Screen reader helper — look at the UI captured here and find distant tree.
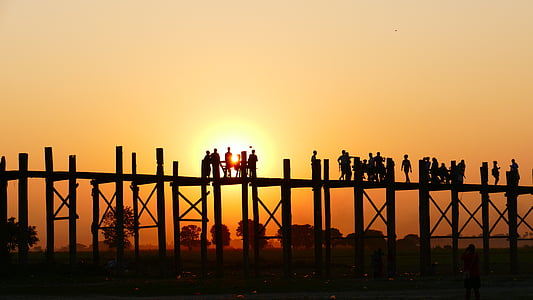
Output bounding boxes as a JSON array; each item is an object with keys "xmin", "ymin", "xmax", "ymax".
[
  {"xmin": 364, "ymin": 229, "xmax": 387, "ymax": 250},
  {"xmin": 343, "ymin": 229, "xmax": 386, "ymax": 250},
  {"xmin": 278, "ymin": 224, "xmax": 314, "ymax": 249},
  {"xmin": 101, "ymin": 206, "xmax": 135, "ymax": 249},
  {"xmin": 397, "ymin": 234, "xmax": 419, "ymax": 251},
  {"xmin": 236, "ymin": 219, "xmax": 268, "ymax": 249},
  {"xmin": 322, "ymin": 227, "xmax": 343, "ymax": 248},
  {"xmin": 3, "ymin": 217, "xmax": 39, "ymax": 253},
  {"xmin": 181, "ymin": 225, "xmax": 201, "ymax": 251},
  {"xmin": 210, "ymin": 224, "xmax": 231, "ymax": 247}
]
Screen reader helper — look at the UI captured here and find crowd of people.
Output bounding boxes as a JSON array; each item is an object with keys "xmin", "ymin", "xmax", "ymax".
[
  {"xmin": 317, "ymin": 150, "xmax": 522, "ymax": 185},
  {"xmin": 202, "ymin": 147, "xmax": 258, "ymax": 178}
]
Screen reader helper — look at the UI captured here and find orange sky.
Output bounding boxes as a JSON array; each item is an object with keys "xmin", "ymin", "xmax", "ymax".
[{"xmin": 1, "ymin": 1, "xmax": 533, "ymax": 248}]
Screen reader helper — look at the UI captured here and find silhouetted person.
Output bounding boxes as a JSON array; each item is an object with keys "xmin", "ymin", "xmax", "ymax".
[
  {"xmin": 234, "ymin": 154, "xmax": 241, "ymax": 177},
  {"xmin": 375, "ymin": 152, "xmax": 385, "ymax": 182},
  {"xmin": 510, "ymin": 158, "xmax": 519, "ymax": 185},
  {"xmin": 430, "ymin": 157, "xmax": 440, "ymax": 183},
  {"xmin": 210, "ymin": 148, "xmax": 221, "ymax": 177},
  {"xmin": 401, "ymin": 154, "xmax": 412, "ymax": 183},
  {"xmin": 457, "ymin": 159, "xmax": 466, "ymax": 183},
  {"xmin": 492, "ymin": 161, "xmax": 500, "ymax": 185},
  {"xmin": 224, "ymin": 147, "xmax": 233, "ymax": 177},
  {"xmin": 367, "ymin": 153, "xmax": 376, "ymax": 182},
  {"xmin": 248, "ymin": 149, "xmax": 258, "ymax": 178},
  {"xmin": 439, "ymin": 163, "xmax": 450, "ymax": 184},
  {"xmin": 202, "ymin": 150, "xmax": 211, "ymax": 178},
  {"xmin": 337, "ymin": 150, "xmax": 348, "ymax": 180},
  {"xmin": 461, "ymin": 244, "xmax": 480, "ymax": 300},
  {"xmin": 361, "ymin": 159, "xmax": 368, "ymax": 180},
  {"xmin": 311, "ymin": 150, "xmax": 318, "ymax": 165},
  {"xmin": 371, "ymin": 248, "xmax": 384, "ymax": 278}
]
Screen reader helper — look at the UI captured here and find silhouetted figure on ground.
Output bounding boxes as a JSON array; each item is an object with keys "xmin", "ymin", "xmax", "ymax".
[
  {"xmin": 224, "ymin": 147, "xmax": 233, "ymax": 177},
  {"xmin": 210, "ymin": 148, "xmax": 221, "ymax": 177},
  {"xmin": 311, "ymin": 150, "xmax": 318, "ymax": 165},
  {"xmin": 439, "ymin": 163, "xmax": 450, "ymax": 184},
  {"xmin": 202, "ymin": 150, "xmax": 211, "ymax": 178},
  {"xmin": 401, "ymin": 154, "xmax": 412, "ymax": 183},
  {"xmin": 234, "ymin": 154, "xmax": 241, "ymax": 177},
  {"xmin": 492, "ymin": 161, "xmax": 500, "ymax": 185},
  {"xmin": 371, "ymin": 248, "xmax": 384, "ymax": 278},
  {"xmin": 430, "ymin": 157, "xmax": 440, "ymax": 183},
  {"xmin": 510, "ymin": 159, "xmax": 520, "ymax": 185},
  {"xmin": 375, "ymin": 152, "xmax": 385, "ymax": 182},
  {"xmin": 461, "ymin": 244, "xmax": 480, "ymax": 300},
  {"xmin": 457, "ymin": 160, "xmax": 466, "ymax": 183},
  {"xmin": 421, "ymin": 157, "xmax": 431, "ymax": 183},
  {"xmin": 248, "ymin": 149, "xmax": 258, "ymax": 178}
]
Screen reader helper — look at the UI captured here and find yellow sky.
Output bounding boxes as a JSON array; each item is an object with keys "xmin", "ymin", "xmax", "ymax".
[{"xmin": 1, "ymin": 1, "xmax": 533, "ymax": 248}]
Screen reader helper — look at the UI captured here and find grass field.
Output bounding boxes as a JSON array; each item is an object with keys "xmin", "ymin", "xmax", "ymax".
[{"xmin": 2, "ymin": 247, "xmax": 533, "ymax": 299}]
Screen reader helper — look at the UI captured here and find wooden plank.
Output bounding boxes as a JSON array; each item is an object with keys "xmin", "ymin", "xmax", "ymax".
[
  {"xmin": 91, "ymin": 181, "xmax": 100, "ymax": 266},
  {"xmin": 115, "ymin": 146, "xmax": 124, "ymax": 270},
  {"xmin": 418, "ymin": 159, "xmax": 431, "ymax": 276},
  {"xmin": 68, "ymin": 155, "xmax": 77, "ymax": 267},
  {"xmin": 18, "ymin": 153, "xmax": 29, "ymax": 265},
  {"xmin": 385, "ymin": 158, "xmax": 396, "ymax": 278},
  {"xmin": 156, "ymin": 148, "xmax": 167, "ymax": 274},
  {"xmin": 172, "ymin": 161, "xmax": 181, "ymax": 274},
  {"xmin": 45, "ymin": 147, "xmax": 55, "ymax": 264},
  {"xmin": 353, "ymin": 157, "xmax": 364, "ymax": 277},
  {"xmin": 281, "ymin": 159, "xmax": 292, "ymax": 278},
  {"xmin": 0, "ymin": 157, "xmax": 8, "ymax": 267},
  {"xmin": 480, "ymin": 162, "xmax": 490, "ymax": 275},
  {"xmin": 450, "ymin": 161, "xmax": 459, "ymax": 275},
  {"xmin": 312, "ymin": 159, "xmax": 322, "ymax": 277},
  {"xmin": 323, "ymin": 159, "xmax": 331, "ymax": 278},
  {"xmin": 240, "ymin": 151, "xmax": 250, "ymax": 277}
]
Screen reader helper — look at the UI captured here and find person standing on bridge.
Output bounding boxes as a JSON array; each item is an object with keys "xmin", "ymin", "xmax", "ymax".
[
  {"xmin": 401, "ymin": 154, "xmax": 412, "ymax": 183},
  {"xmin": 202, "ymin": 150, "xmax": 211, "ymax": 178},
  {"xmin": 210, "ymin": 148, "xmax": 221, "ymax": 177},
  {"xmin": 311, "ymin": 150, "xmax": 318, "ymax": 165},
  {"xmin": 224, "ymin": 147, "xmax": 233, "ymax": 177},
  {"xmin": 510, "ymin": 159, "xmax": 520, "ymax": 185},
  {"xmin": 248, "ymin": 149, "xmax": 258, "ymax": 178},
  {"xmin": 492, "ymin": 161, "xmax": 500, "ymax": 185}
]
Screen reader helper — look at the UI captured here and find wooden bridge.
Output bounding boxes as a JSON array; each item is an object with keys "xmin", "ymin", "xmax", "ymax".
[{"xmin": 1, "ymin": 146, "xmax": 532, "ymax": 278}]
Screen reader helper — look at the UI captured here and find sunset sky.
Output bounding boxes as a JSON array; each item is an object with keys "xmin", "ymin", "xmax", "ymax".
[{"xmin": 1, "ymin": 1, "xmax": 533, "ymax": 248}]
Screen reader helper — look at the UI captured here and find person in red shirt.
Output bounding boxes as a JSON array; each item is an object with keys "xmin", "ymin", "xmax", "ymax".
[{"xmin": 461, "ymin": 244, "xmax": 480, "ymax": 300}]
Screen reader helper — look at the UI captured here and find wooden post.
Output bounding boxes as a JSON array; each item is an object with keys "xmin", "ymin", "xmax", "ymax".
[
  {"xmin": 115, "ymin": 147, "xmax": 124, "ymax": 270},
  {"xmin": 252, "ymin": 170, "xmax": 260, "ymax": 277},
  {"xmin": 45, "ymin": 147, "xmax": 55, "ymax": 264},
  {"xmin": 0, "ymin": 157, "xmax": 8, "ymax": 268},
  {"xmin": 68, "ymin": 155, "xmax": 77, "ymax": 267},
  {"xmin": 480, "ymin": 162, "xmax": 490, "ymax": 275},
  {"xmin": 353, "ymin": 157, "xmax": 364, "ymax": 277},
  {"xmin": 506, "ymin": 171, "xmax": 518, "ymax": 274},
  {"xmin": 281, "ymin": 159, "xmax": 292, "ymax": 278},
  {"xmin": 323, "ymin": 159, "xmax": 331, "ymax": 278},
  {"xmin": 418, "ymin": 159, "xmax": 431, "ymax": 276},
  {"xmin": 131, "ymin": 153, "xmax": 140, "ymax": 266},
  {"xmin": 212, "ymin": 150, "xmax": 223, "ymax": 277},
  {"xmin": 240, "ymin": 151, "xmax": 250, "ymax": 277},
  {"xmin": 91, "ymin": 180, "xmax": 100, "ymax": 266},
  {"xmin": 18, "ymin": 153, "xmax": 29, "ymax": 265},
  {"xmin": 450, "ymin": 160, "xmax": 459, "ymax": 274},
  {"xmin": 200, "ymin": 159, "xmax": 209, "ymax": 277},
  {"xmin": 312, "ymin": 159, "xmax": 323, "ymax": 276},
  {"xmin": 385, "ymin": 158, "xmax": 396, "ymax": 277},
  {"xmin": 156, "ymin": 148, "xmax": 167, "ymax": 274},
  {"xmin": 172, "ymin": 161, "xmax": 181, "ymax": 274}
]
